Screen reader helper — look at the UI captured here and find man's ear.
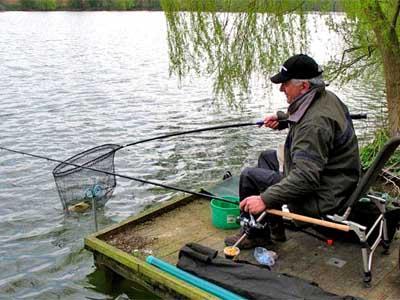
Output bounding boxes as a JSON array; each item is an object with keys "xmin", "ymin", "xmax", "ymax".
[{"xmin": 303, "ymin": 81, "xmax": 311, "ymax": 91}]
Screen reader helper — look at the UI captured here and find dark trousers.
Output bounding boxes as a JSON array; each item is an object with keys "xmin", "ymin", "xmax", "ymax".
[
  {"xmin": 239, "ymin": 149, "xmax": 283, "ymax": 237},
  {"xmin": 239, "ymin": 149, "xmax": 282, "ymax": 201}
]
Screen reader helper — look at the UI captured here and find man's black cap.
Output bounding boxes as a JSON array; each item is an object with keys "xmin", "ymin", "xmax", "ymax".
[{"xmin": 270, "ymin": 54, "xmax": 323, "ymax": 84}]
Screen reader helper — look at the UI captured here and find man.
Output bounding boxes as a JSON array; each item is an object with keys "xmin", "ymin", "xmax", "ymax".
[{"xmin": 225, "ymin": 54, "xmax": 361, "ymax": 249}]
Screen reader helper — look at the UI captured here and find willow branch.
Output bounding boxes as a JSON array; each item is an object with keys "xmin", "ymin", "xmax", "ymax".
[
  {"xmin": 343, "ymin": 32, "xmax": 377, "ymax": 69},
  {"xmin": 339, "ymin": 46, "xmax": 363, "ymax": 64},
  {"xmin": 392, "ymin": 0, "xmax": 400, "ymax": 29},
  {"xmin": 328, "ymin": 45, "xmax": 376, "ymax": 81}
]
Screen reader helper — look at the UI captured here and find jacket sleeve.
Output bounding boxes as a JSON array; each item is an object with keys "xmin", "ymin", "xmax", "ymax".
[
  {"xmin": 276, "ymin": 111, "xmax": 289, "ymax": 130},
  {"xmin": 261, "ymin": 119, "xmax": 334, "ymax": 207}
]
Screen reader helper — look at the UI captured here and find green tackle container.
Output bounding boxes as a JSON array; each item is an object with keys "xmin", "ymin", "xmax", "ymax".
[{"xmin": 210, "ymin": 195, "xmax": 240, "ymax": 229}]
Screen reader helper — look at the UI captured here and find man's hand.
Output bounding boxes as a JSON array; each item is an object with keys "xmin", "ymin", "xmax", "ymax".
[
  {"xmin": 263, "ymin": 113, "xmax": 279, "ymax": 129},
  {"xmin": 240, "ymin": 195, "xmax": 267, "ymax": 215}
]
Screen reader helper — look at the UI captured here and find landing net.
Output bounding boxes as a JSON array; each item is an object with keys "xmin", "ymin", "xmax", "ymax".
[{"xmin": 52, "ymin": 144, "xmax": 120, "ymax": 210}]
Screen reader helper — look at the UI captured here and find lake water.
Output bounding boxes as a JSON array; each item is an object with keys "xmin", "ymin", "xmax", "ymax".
[{"xmin": 0, "ymin": 11, "xmax": 386, "ymax": 299}]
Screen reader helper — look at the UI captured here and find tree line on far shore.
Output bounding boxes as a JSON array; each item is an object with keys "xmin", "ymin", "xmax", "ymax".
[
  {"xmin": 0, "ymin": 0, "xmax": 162, "ymax": 10},
  {"xmin": 1, "ymin": 0, "xmax": 343, "ymax": 12}
]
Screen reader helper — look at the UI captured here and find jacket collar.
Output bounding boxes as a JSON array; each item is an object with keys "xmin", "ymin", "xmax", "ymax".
[{"xmin": 287, "ymin": 86, "xmax": 325, "ymax": 123}]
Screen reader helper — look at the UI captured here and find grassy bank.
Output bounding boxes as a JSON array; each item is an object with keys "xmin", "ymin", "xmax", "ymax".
[{"xmin": 360, "ymin": 128, "xmax": 400, "ymax": 195}]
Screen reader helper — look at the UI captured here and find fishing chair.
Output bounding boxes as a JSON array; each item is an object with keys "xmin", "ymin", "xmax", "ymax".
[
  {"xmin": 325, "ymin": 136, "xmax": 400, "ymax": 285},
  {"xmin": 267, "ymin": 137, "xmax": 400, "ymax": 286}
]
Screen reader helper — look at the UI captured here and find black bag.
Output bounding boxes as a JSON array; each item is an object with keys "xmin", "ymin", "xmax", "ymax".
[{"xmin": 177, "ymin": 243, "xmax": 362, "ymax": 300}]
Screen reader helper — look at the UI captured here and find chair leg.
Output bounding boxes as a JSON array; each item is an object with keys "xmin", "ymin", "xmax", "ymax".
[
  {"xmin": 370, "ymin": 195, "xmax": 391, "ymax": 254},
  {"xmin": 382, "ymin": 217, "xmax": 390, "ymax": 254},
  {"xmin": 360, "ymin": 214, "xmax": 387, "ymax": 287},
  {"xmin": 361, "ymin": 244, "xmax": 372, "ymax": 287}
]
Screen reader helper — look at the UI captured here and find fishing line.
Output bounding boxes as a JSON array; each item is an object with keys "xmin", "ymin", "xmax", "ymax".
[{"xmin": 0, "ymin": 146, "xmax": 238, "ymax": 205}]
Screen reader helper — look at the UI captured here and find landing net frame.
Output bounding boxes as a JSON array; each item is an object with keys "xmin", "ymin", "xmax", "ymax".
[{"xmin": 52, "ymin": 144, "xmax": 120, "ymax": 212}]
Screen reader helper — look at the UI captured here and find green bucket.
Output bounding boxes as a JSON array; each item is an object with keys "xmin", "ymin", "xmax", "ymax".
[{"xmin": 210, "ymin": 195, "xmax": 240, "ymax": 229}]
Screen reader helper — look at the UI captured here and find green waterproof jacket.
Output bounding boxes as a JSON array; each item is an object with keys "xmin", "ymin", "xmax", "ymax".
[{"xmin": 261, "ymin": 87, "xmax": 361, "ymax": 217}]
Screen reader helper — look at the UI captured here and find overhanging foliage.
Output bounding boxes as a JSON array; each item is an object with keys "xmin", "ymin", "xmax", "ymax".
[{"xmin": 161, "ymin": 0, "xmax": 400, "ymax": 136}]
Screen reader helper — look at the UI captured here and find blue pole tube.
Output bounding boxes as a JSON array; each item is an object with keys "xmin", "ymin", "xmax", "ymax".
[{"xmin": 146, "ymin": 256, "xmax": 245, "ymax": 300}]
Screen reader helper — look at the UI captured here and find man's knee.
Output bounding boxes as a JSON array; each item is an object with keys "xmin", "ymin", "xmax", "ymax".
[
  {"xmin": 259, "ymin": 149, "xmax": 276, "ymax": 161},
  {"xmin": 240, "ymin": 167, "xmax": 257, "ymax": 181},
  {"xmin": 258, "ymin": 149, "xmax": 279, "ymax": 171},
  {"xmin": 240, "ymin": 168, "xmax": 253, "ymax": 190},
  {"xmin": 240, "ymin": 166, "xmax": 281, "ymax": 189}
]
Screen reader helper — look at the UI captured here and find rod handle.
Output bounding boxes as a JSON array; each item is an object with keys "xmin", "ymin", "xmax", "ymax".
[
  {"xmin": 255, "ymin": 120, "xmax": 264, "ymax": 126},
  {"xmin": 266, "ymin": 209, "xmax": 350, "ymax": 232},
  {"xmin": 256, "ymin": 113, "xmax": 366, "ymax": 127},
  {"xmin": 350, "ymin": 113, "xmax": 367, "ymax": 120}
]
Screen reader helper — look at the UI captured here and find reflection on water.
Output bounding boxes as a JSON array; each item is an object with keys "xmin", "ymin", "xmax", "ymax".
[{"xmin": 0, "ymin": 11, "xmax": 386, "ymax": 299}]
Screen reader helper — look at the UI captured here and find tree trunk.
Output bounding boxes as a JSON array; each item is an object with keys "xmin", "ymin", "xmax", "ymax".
[
  {"xmin": 365, "ymin": 1, "xmax": 400, "ymax": 136},
  {"xmin": 380, "ymin": 45, "xmax": 400, "ymax": 137}
]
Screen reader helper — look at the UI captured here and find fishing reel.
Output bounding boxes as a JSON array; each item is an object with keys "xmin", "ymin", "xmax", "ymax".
[{"xmin": 237, "ymin": 213, "xmax": 266, "ymax": 237}]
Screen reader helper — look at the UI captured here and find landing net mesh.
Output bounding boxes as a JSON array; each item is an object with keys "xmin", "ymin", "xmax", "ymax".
[{"xmin": 52, "ymin": 144, "xmax": 120, "ymax": 210}]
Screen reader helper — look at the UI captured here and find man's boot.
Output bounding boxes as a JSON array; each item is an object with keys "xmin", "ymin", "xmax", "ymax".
[{"xmin": 270, "ymin": 221, "xmax": 287, "ymax": 242}]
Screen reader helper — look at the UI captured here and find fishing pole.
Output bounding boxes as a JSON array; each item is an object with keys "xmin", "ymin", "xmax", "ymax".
[
  {"xmin": 118, "ymin": 121, "xmax": 264, "ymax": 149},
  {"xmin": 117, "ymin": 113, "xmax": 367, "ymax": 150},
  {"xmin": 0, "ymin": 146, "xmax": 238, "ymax": 205}
]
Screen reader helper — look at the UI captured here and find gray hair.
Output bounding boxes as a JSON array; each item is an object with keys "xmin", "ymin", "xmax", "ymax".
[{"xmin": 290, "ymin": 75, "xmax": 325, "ymax": 88}]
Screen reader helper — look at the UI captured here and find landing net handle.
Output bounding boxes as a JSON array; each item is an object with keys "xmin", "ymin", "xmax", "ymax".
[{"xmin": 52, "ymin": 144, "xmax": 120, "ymax": 211}]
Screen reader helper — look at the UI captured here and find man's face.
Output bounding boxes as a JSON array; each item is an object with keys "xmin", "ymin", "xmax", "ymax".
[{"xmin": 279, "ymin": 80, "xmax": 308, "ymax": 104}]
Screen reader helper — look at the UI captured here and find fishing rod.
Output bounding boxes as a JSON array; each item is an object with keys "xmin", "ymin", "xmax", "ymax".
[
  {"xmin": 117, "ymin": 113, "xmax": 367, "ymax": 150},
  {"xmin": 118, "ymin": 121, "xmax": 264, "ymax": 150},
  {"xmin": 0, "ymin": 146, "xmax": 238, "ymax": 205}
]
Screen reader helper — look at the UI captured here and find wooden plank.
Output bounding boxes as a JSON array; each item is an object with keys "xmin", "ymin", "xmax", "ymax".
[
  {"xmin": 100, "ymin": 198, "xmax": 218, "ymax": 258},
  {"xmin": 85, "ymin": 235, "xmax": 219, "ymax": 299},
  {"xmin": 268, "ymin": 231, "xmax": 400, "ymax": 299},
  {"xmin": 85, "ymin": 192, "xmax": 400, "ymax": 300},
  {"xmin": 87, "ymin": 194, "xmax": 199, "ymax": 240}
]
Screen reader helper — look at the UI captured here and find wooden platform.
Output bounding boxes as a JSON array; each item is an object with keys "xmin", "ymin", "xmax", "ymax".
[{"xmin": 85, "ymin": 195, "xmax": 400, "ymax": 299}]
